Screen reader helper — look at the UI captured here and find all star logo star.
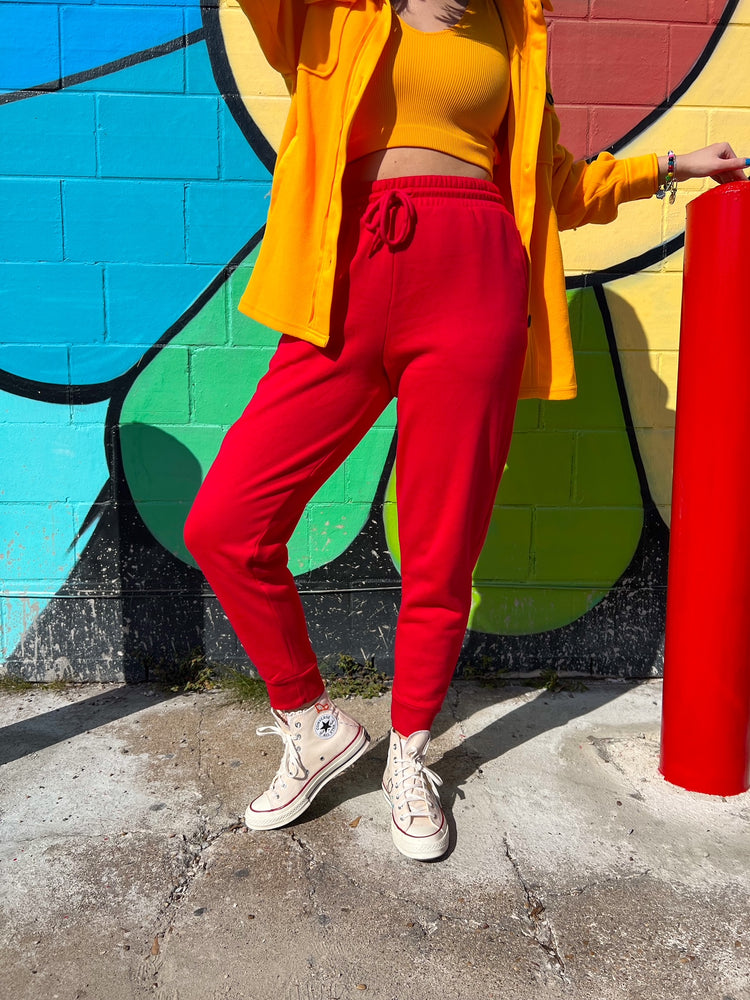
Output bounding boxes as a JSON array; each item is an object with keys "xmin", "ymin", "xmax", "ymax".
[{"xmin": 314, "ymin": 712, "xmax": 338, "ymax": 739}]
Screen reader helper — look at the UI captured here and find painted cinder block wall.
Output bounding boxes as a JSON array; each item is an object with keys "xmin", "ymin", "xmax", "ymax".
[{"xmin": 1, "ymin": 0, "xmax": 749, "ymax": 681}]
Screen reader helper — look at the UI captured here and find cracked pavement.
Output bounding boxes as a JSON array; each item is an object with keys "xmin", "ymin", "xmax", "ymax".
[{"xmin": 1, "ymin": 679, "xmax": 749, "ymax": 1000}]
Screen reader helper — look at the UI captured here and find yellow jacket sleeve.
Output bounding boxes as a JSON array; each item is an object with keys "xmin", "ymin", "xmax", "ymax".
[{"xmin": 546, "ymin": 97, "xmax": 660, "ymax": 231}]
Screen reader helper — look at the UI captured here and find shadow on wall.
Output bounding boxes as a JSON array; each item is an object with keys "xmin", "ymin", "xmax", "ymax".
[
  {"xmin": 459, "ymin": 283, "xmax": 674, "ymax": 677},
  {"xmin": 604, "ymin": 282, "xmax": 676, "ymax": 527},
  {"xmin": 4, "ymin": 424, "xmax": 207, "ymax": 683},
  {"xmin": 5, "ymin": 288, "xmax": 677, "ymax": 682}
]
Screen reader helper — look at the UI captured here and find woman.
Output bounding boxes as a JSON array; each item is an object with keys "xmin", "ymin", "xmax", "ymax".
[{"xmin": 184, "ymin": 0, "xmax": 748, "ymax": 861}]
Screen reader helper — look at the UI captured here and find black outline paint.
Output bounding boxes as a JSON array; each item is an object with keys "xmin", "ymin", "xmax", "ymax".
[
  {"xmin": 594, "ymin": 284, "xmax": 654, "ymax": 510},
  {"xmin": 200, "ymin": 0, "xmax": 277, "ymax": 173},
  {"xmin": 0, "ymin": 30, "xmax": 206, "ymax": 107},
  {"xmin": 606, "ymin": 0, "xmax": 741, "ymax": 157},
  {"xmin": 0, "ymin": 229, "xmax": 265, "ymax": 405},
  {"xmin": 566, "ymin": 234, "xmax": 686, "ymax": 289}
]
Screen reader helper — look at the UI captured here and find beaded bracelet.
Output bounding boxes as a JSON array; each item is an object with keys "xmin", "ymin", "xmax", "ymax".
[{"xmin": 656, "ymin": 150, "xmax": 677, "ymax": 204}]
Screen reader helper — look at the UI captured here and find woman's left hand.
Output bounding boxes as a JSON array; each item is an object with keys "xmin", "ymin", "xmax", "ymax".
[{"xmin": 659, "ymin": 143, "xmax": 750, "ymax": 185}]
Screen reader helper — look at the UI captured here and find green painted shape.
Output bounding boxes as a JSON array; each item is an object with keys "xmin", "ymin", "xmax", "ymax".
[
  {"xmin": 119, "ymin": 244, "xmax": 397, "ymax": 573},
  {"xmin": 383, "ymin": 286, "xmax": 644, "ymax": 634}
]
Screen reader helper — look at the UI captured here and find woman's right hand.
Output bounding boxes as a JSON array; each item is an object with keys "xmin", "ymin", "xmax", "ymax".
[{"xmin": 659, "ymin": 143, "xmax": 750, "ymax": 185}]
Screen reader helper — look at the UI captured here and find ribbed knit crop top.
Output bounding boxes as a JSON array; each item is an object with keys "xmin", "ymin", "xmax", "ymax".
[{"xmin": 348, "ymin": 0, "xmax": 510, "ymax": 177}]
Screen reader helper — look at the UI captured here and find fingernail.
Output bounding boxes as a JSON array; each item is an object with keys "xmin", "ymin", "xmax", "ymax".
[{"xmin": 745, "ymin": 158, "xmax": 750, "ymax": 167}]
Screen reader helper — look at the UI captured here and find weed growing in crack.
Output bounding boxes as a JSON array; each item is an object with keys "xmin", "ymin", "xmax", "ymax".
[
  {"xmin": 144, "ymin": 649, "xmax": 391, "ymax": 702},
  {"xmin": 145, "ymin": 650, "xmax": 267, "ymax": 701},
  {"xmin": 1, "ymin": 650, "xmax": 391, "ymax": 702},
  {"xmin": 460, "ymin": 659, "xmax": 588, "ymax": 693},
  {"xmin": 0, "ymin": 674, "xmax": 78, "ymax": 694},
  {"xmin": 320, "ymin": 653, "xmax": 391, "ymax": 700},
  {"xmin": 145, "ymin": 648, "xmax": 222, "ymax": 692},
  {"xmin": 461, "ymin": 655, "xmax": 509, "ymax": 688},
  {"xmin": 0, "ymin": 674, "xmax": 36, "ymax": 693},
  {"xmin": 523, "ymin": 668, "xmax": 588, "ymax": 693},
  {"xmin": 217, "ymin": 668, "xmax": 268, "ymax": 704}
]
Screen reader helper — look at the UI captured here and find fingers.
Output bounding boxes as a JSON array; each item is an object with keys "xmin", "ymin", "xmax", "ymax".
[
  {"xmin": 670, "ymin": 146, "xmax": 749, "ymax": 184},
  {"xmin": 711, "ymin": 157, "xmax": 750, "ymax": 184},
  {"xmin": 708, "ymin": 151, "xmax": 749, "ymax": 183}
]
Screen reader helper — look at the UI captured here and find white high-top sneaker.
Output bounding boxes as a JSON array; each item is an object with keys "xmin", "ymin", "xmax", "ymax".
[
  {"xmin": 245, "ymin": 692, "xmax": 370, "ymax": 831},
  {"xmin": 382, "ymin": 730, "xmax": 449, "ymax": 860}
]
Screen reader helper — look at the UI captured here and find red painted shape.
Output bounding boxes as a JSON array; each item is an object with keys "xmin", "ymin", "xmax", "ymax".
[
  {"xmin": 547, "ymin": 2, "xmax": 732, "ymax": 158},
  {"xmin": 550, "ymin": 20, "xmax": 670, "ymax": 106},
  {"xmin": 589, "ymin": 105, "xmax": 654, "ymax": 152},
  {"xmin": 553, "ymin": 105, "xmax": 589, "ymax": 160},
  {"xmin": 707, "ymin": 0, "xmax": 732, "ymax": 16},
  {"xmin": 668, "ymin": 24, "xmax": 717, "ymax": 92},
  {"xmin": 548, "ymin": 0, "xmax": 589, "ymax": 17},
  {"xmin": 591, "ymin": 0, "xmax": 709, "ymax": 21},
  {"xmin": 661, "ymin": 182, "xmax": 750, "ymax": 796}
]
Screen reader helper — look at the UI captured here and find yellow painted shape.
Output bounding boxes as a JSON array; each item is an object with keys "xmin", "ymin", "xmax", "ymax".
[
  {"xmin": 219, "ymin": 0, "xmax": 291, "ymax": 152},
  {"xmin": 603, "ymin": 265, "xmax": 687, "ymax": 525}
]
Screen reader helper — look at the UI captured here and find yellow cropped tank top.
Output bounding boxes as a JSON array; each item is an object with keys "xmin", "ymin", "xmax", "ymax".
[{"xmin": 347, "ymin": 0, "xmax": 511, "ymax": 176}]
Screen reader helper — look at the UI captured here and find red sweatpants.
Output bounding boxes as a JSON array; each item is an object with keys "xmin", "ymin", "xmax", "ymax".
[{"xmin": 184, "ymin": 175, "xmax": 529, "ymax": 736}]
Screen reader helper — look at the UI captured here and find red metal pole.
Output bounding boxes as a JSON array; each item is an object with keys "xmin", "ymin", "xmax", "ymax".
[{"xmin": 660, "ymin": 181, "xmax": 750, "ymax": 795}]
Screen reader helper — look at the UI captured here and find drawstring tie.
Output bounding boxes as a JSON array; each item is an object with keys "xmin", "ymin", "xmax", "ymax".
[{"xmin": 363, "ymin": 190, "xmax": 417, "ymax": 255}]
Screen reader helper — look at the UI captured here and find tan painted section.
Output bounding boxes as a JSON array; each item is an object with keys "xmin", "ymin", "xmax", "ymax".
[{"xmin": 219, "ymin": 1, "xmax": 290, "ymax": 152}]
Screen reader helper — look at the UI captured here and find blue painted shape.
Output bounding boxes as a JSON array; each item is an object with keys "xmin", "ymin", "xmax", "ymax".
[
  {"xmin": 60, "ymin": 6, "xmax": 193, "ymax": 84},
  {"xmin": 220, "ymin": 102, "xmax": 273, "ymax": 182},
  {"xmin": 104, "ymin": 263, "xmax": 220, "ymax": 346},
  {"xmin": 0, "ymin": 179, "xmax": 63, "ymax": 261},
  {"xmin": 63, "ymin": 179, "xmax": 186, "ymax": 264},
  {"xmin": 0, "ymin": 4, "xmax": 60, "ymax": 91},
  {"xmin": 0, "ymin": 40, "xmax": 270, "ymax": 386},
  {"xmin": 0, "ymin": 92, "xmax": 97, "ymax": 178},
  {"xmin": 186, "ymin": 29, "xmax": 222, "ymax": 95},
  {"xmin": 98, "ymin": 94, "xmax": 220, "ymax": 179},
  {"xmin": 0, "ymin": 422, "xmax": 106, "ymax": 503},
  {"xmin": 1, "ymin": 260, "xmax": 105, "ymax": 349},
  {"xmin": 0, "ymin": 346, "xmax": 71, "ymax": 388},
  {"xmin": 186, "ymin": 182, "xmax": 271, "ymax": 264},
  {"xmin": 0, "ymin": 391, "xmax": 109, "ymax": 663},
  {"xmin": 0, "ymin": 506, "xmax": 77, "ymax": 584},
  {"xmin": 68, "ymin": 344, "xmax": 154, "ymax": 386}
]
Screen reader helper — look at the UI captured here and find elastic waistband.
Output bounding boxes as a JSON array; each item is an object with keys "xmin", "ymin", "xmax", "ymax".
[{"xmin": 342, "ymin": 173, "xmax": 504, "ymax": 207}]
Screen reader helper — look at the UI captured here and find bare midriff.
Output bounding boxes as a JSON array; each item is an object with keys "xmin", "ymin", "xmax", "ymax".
[{"xmin": 346, "ymin": 148, "xmax": 492, "ymax": 183}]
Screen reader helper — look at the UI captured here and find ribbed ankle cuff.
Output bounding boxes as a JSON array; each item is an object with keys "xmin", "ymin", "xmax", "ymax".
[{"xmin": 266, "ymin": 662, "xmax": 325, "ymax": 713}]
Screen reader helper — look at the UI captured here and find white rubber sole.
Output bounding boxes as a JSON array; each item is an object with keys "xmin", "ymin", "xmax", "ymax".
[
  {"xmin": 381, "ymin": 786, "xmax": 450, "ymax": 860},
  {"xmin": 244, "ymin": 727, "xmax": 370, "ymax": 831}
]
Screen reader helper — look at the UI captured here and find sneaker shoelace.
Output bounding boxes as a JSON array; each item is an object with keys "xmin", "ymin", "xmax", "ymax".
[
  {"xmin": 392, "ymin": 748, "xmax": 443, "ymax": 822},
  {"xmin": 256, "ymin": 715, "xmax": 308, "ymax": 790}
]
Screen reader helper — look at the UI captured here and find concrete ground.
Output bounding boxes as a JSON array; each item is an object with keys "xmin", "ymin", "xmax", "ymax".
[{"xmin": 0, "ymin": 678, "xmax": 748, "ymax": 1000}]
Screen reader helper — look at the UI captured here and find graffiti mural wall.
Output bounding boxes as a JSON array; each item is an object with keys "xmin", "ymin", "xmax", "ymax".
[{"xmin": 1, "ymin": 0, "xmax": 748, "ymax": 680}]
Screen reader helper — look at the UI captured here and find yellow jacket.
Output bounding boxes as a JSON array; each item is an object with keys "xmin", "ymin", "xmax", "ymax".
[{"xmin": 236, "ymin": 0, "xmax": 660, "ymax": 399}]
